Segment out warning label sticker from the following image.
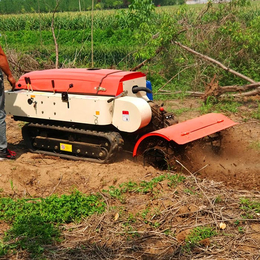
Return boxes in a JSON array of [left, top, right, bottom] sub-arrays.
[[122, 111, 130, 121], [60, 143, 72, 152]]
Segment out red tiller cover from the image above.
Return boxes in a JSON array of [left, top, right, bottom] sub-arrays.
[[133, 113, 238, 156], [15, 69, 146, 96]]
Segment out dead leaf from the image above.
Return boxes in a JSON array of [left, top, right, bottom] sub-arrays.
[[114, 212, 119, 221], [219, 222, 226, 230]]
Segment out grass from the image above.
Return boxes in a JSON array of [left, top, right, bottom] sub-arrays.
[[239, 198, 260, 219], [0, 169, 258, 258], [103, 173, 186, 198], [199, 96, 242, 114], [0, 190, 105, 257], [0, 174, 186, 257], [184, 226, 217, 252]]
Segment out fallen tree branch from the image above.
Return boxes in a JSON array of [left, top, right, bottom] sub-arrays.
[[172, 41, 256, 84], [232, 86, 260, 97], [221, 83, 260, 93], [155, 90, 203, 97], [157, 83, 260, 98]]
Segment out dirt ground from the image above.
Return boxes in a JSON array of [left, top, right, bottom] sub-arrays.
[[0, 94, 260, 259], [2, 118, 259, 197], [3, 97, 259, 196]]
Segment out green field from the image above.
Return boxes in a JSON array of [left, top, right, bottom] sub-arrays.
[[1, 1, 260, 95]]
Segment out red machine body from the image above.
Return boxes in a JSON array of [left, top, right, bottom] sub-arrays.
[[16, 69, 146, 96], [133, 113, 237, 156], [6, 68, 238, 166]]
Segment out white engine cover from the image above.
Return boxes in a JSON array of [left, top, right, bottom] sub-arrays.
[[112, 96, 152, 132], [5, 90, 152, 133]]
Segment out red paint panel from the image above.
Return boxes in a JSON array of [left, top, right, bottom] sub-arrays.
[[133, 113, 238, 156], [15, 69, 146, 96]]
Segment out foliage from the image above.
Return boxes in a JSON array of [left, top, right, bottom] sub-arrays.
[[184, 226, 217, 252], [127, 0, 155, 26], [0, 190, 105, 257], [199, 96, 241, 114], [0, 190, 105, 223], [1, 2, 260, 95], [103, 173, 185, 197], [239, 198, 260, 219], [2, 215, 61, 257], [0, 0, 183, 14]]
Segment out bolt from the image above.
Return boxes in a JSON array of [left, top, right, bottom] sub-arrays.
[[77, 149, 81, 153]]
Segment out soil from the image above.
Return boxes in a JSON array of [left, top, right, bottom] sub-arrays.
[[0, 90, 260, 259]]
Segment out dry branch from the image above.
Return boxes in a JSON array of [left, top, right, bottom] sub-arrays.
[[170, 41, 260, 99], [202, 76, 260, 99], [173, 41, 256, 84]]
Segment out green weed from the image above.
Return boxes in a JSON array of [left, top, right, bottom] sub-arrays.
[[184, 187, 196, 195], [105, 174, 186, 197], [184, 226, 217, 252], [167, 174, 186, 188], [251, 103, 260, 120], [200, 97, 241, 114], [141, 208, 150, 222], [214, 195, 223, 204], [0, 190, 105, 257], [171, 107, 192, 116], [102, 186, 125, 203], [234, 220, 240, 226], [119, 181, 139, 193], [239, 198, 260, 219], [4, 214, 61, 256], [238, 226, 244, 233]]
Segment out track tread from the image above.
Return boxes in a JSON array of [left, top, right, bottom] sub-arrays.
[[22, 123, 124, 163]]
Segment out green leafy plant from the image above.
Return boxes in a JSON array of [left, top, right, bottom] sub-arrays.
[[3, 214, 61, 256], [200, 97, 241, 114], [0, 190, 105, 257], [127, 0, 155, 27], [167, 173, 186, 188], [239, 198, 260, 219], [184, 226, 217, 252], [102, 186, 125, 202], [107, 174, 186, 197], [238, 226, 244, 233], [214, 195, 223, 204]]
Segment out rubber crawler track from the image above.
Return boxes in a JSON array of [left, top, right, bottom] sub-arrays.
[[22, 123, 124, 163]]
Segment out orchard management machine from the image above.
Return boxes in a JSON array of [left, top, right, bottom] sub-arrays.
[[5, 68, 237, 169]]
